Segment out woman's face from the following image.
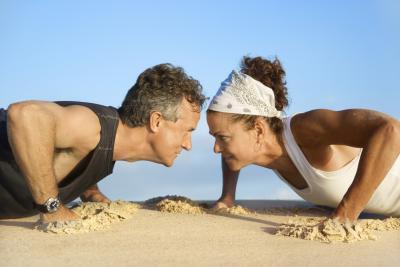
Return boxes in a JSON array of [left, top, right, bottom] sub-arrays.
[[207, 111, 260, 171]]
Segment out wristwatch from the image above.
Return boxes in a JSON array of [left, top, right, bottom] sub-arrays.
[[35, 195, 61, 213]]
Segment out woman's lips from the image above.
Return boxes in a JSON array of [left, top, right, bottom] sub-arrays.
[[223, 155, 234, 161]]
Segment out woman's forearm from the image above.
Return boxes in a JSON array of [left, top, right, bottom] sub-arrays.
[[335, 121, 400, 221], [219, 157, 240, 203]]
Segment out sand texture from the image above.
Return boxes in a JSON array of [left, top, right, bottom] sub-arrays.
[[276, 217, 400, 243], [1, 200, 399, 267], [144, 195, 253, 216]]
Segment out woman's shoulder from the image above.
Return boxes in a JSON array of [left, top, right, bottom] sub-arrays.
[[290, 109, 334, 148]]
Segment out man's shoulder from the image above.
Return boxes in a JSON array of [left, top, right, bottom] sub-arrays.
[[38, 102, 103, 152], [56, 101, 119, 121]]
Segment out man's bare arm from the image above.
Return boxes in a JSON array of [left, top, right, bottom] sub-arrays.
[[6, 101, 97, 222], [7, 101, 60, 204], [80, 184, 111, 203]]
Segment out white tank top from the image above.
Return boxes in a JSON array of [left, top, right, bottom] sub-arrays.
[[274, 115, 400, 216]]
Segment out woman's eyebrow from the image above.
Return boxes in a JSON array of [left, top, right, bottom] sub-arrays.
[[209, 131, 227, 137], [209, 130, 220, 136]]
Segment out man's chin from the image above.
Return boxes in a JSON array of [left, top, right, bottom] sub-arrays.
[[162, 159, 175, 167]]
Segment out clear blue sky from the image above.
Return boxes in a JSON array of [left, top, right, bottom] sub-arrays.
[[1, 1, 399, 201]]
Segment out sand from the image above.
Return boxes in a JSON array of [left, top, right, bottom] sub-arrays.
[[1, 200, 399, 266], [145, 195, 205, 214], [276, 217, 400, 243], [32, 197, 400, 242], [144, 195, 252, 216]]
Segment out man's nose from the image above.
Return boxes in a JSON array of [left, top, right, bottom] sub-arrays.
[[213, 141, 222, 154], [182, 134, 192, 151]]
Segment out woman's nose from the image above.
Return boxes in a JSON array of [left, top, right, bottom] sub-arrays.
[[213, 141, 222, 154]]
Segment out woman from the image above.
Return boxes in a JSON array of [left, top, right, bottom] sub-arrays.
[[207, 56, 400, 222]]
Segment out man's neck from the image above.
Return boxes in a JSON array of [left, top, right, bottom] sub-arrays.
[[112, 120, 154, 162]]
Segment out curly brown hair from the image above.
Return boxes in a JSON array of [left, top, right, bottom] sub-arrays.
[[231, 56, 289, 134], [118, 63, 206, 127]]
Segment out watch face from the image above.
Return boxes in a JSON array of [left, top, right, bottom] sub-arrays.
[[46, 197, 61, 213]]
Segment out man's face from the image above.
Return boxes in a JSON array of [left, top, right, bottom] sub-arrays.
[[153, 98, 200, 167]]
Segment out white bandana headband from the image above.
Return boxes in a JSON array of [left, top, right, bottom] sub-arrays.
[[208, 70, 283, 118]]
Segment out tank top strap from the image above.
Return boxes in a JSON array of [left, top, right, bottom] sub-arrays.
[[279, 115, 318, 193]]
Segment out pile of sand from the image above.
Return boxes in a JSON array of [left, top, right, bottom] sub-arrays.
[[276, 217, 400, 243], [145, 195, 254, 216], [156, 199, 205, 215], [36, 200, 140, 234], [213, 205, 254, 216], [144, 195, 198, 207], [145, 195, 204, 215]]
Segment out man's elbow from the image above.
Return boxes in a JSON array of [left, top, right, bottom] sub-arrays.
[[7, 101, 43, 126]]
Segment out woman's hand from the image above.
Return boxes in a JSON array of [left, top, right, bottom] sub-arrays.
[[212, 199, 234, 210], [332, 199, 363, 224]]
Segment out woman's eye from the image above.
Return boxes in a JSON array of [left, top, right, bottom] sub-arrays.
[[220, 136, 228, 142]]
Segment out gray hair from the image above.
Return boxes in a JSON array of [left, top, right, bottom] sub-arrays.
[[118, 63, 206, 127]]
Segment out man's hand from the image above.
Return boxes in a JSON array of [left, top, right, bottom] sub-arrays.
[[40, 205, 79, 223], [80, 184, 111, 203]]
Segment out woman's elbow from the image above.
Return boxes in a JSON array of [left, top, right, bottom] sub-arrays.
[[381, 119, 400, 152]]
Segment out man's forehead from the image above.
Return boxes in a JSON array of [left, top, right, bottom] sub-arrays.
[[176, 106, 200, 125], [181, 109, 200, 123]]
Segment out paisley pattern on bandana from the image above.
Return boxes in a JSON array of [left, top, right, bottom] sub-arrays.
[[208, 70, 283, 118]]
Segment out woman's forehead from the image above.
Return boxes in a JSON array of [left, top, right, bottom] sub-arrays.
[[207, 111, 238, 132], [208, 111, 230, 122]]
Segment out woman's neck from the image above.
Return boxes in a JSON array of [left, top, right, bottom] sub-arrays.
[[255, 132, 292, 170]]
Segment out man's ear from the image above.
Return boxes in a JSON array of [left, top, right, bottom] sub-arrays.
[[149, 111, 163, 133]]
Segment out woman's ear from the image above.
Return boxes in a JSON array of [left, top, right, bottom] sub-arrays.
[[253, 117, 266, 142], [149, 111, 163, 133]]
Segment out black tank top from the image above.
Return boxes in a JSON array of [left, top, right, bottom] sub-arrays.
[[0, 101, 119, 218]]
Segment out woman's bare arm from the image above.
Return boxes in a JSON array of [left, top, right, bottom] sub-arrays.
[[293, 109, 400, 222], [216, 156, 240, 208]]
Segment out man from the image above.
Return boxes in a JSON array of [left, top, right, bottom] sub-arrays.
[[0, 63, 206, 223]]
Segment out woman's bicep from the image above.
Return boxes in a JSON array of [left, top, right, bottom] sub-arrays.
[[294, 109, 395, 147]]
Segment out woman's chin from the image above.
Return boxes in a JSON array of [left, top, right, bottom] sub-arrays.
[[226, 160, 245, 171]]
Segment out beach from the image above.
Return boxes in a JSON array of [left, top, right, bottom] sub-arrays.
[[0, 200, 399, 267]]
